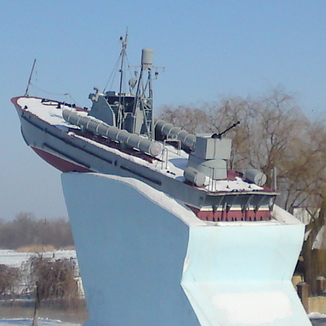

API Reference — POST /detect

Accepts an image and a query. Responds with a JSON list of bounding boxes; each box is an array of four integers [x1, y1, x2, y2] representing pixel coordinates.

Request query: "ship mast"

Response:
[[89, 32, 158, 140], [117, 29, 128, 129], [25, 59, 36, 97], [132, 48, 154, 139]]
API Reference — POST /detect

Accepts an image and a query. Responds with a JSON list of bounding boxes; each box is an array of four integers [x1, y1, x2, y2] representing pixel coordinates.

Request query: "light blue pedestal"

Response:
[[62, 173, 311, 326]]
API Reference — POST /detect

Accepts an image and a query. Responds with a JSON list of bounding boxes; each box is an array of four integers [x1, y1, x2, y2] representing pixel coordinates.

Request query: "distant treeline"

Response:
[[0, 213, 74, 250]]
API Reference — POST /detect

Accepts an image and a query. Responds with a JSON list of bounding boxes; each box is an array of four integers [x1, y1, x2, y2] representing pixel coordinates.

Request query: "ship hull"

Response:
[[13, 100, 214, 212], [62, 172, 311, 326], [14, 97, 277, 221]]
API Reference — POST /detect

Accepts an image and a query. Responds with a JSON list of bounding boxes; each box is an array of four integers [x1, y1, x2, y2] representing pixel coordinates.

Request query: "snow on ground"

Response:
[[310, 313, 326, 319], [0, 316, 325, 326], [0, 319, 80, 326], [0, 249, 76, 268], [0, 249, 325, 325]]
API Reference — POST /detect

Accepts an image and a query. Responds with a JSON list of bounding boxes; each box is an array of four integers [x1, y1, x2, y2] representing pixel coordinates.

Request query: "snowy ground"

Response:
[[0, 317, 324, 326], [0, 319, 79, 326], [0, 249, 325, 325], [310, 313, 326, 325], [0, 249, 77, 268]]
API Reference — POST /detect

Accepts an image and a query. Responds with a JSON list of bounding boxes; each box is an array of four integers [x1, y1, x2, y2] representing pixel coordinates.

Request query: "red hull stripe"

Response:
[[189, 206, 271, 222], [32, 147, 92, 173]]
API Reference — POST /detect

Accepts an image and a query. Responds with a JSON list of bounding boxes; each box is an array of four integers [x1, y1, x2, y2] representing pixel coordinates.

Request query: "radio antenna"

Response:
[[25, 58, 36, 97]]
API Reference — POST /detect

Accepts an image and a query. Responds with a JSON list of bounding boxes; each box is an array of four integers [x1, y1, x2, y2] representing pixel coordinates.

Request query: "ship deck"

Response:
[[13, 96, 275, 196]]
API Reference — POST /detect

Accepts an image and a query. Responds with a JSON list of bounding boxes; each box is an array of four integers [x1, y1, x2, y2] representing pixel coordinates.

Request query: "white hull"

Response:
[[62, 172, 311, 326]]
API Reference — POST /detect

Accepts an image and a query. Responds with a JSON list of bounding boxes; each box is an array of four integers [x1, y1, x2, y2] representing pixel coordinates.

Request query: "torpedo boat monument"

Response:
[[12, 34, 311, 325]]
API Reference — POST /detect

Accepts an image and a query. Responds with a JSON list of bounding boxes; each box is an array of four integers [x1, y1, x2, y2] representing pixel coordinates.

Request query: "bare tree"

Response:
[[26, 254, 79, 309], [301, 202, 326, 295], [0, 264, 20, 296], [159, 104, 209, 133], [0, 214, 74, 250]]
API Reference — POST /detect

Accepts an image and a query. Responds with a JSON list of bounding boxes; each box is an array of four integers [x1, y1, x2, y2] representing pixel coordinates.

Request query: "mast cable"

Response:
[[103, 55, 121, 93]]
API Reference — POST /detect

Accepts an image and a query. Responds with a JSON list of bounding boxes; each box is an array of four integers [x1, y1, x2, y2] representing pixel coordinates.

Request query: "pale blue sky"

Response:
[[1, 1, 325, 220]]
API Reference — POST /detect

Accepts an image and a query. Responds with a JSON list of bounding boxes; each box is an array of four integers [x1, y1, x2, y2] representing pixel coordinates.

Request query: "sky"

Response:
[[1, 0, 326, 220]]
